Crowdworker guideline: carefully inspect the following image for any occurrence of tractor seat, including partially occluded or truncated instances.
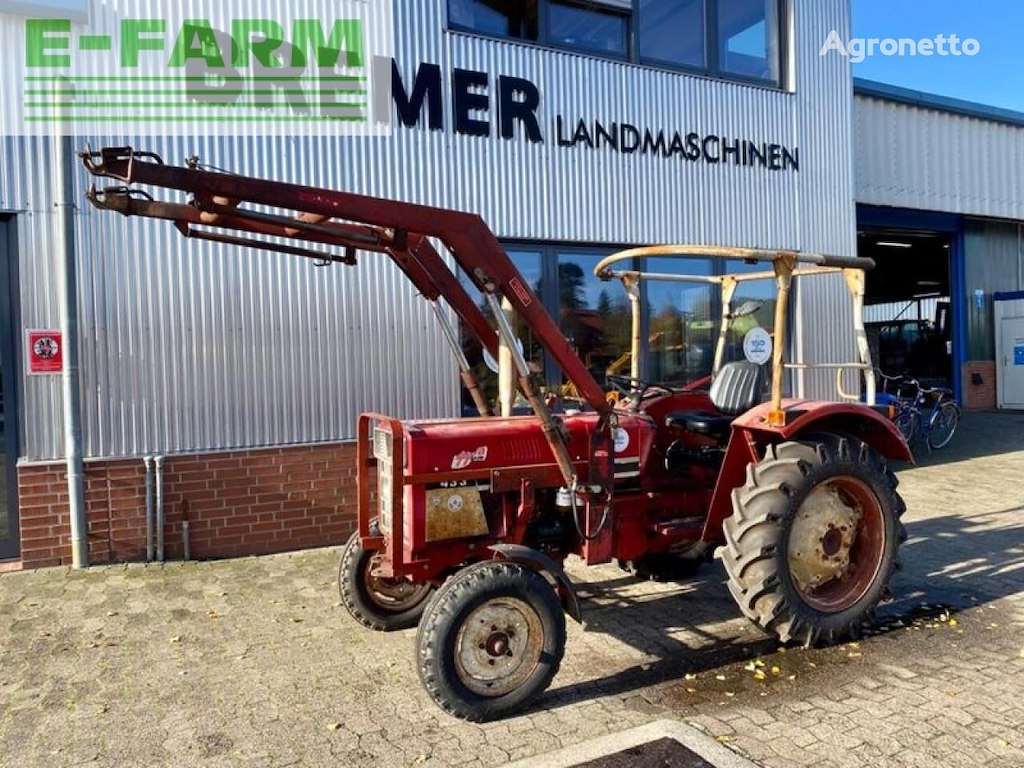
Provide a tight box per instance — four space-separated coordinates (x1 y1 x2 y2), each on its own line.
665 361 767 442
665 412 735 440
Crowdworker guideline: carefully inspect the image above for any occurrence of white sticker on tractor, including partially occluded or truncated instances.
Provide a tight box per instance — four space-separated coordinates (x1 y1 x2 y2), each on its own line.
447 495 464 512
743 327 773 366
451 446 489 470
613 428 630 453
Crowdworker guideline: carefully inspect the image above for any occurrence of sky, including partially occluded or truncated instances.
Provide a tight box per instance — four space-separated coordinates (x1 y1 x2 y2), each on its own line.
850 0 1024 112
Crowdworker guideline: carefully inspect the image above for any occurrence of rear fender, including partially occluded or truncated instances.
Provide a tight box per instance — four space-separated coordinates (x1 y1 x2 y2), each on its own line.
733 402 914 464
488 544 583 624
701 403 912 542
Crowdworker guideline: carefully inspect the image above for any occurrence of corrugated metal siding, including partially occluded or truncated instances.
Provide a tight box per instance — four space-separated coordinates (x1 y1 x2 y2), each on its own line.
2 0 858 459
0 137 67 461
855 95 1024 219
3 134 460 460
789 0 859 399
965 220 1023 360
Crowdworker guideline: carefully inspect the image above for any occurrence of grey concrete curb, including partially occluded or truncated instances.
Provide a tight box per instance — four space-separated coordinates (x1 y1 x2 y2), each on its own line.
505 719 763 768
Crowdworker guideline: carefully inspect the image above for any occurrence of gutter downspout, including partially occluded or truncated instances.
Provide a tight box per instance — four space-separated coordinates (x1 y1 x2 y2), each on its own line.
155 455 165 562
1018 224 1022 290
144 456 154 562
61 133 87 569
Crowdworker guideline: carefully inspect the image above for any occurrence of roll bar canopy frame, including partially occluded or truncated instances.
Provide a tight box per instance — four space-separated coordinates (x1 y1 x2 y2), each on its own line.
594 246 878 422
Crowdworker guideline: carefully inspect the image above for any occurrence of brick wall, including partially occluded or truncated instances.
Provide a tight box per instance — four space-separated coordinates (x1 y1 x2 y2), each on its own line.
16 443 362 570
963 361 997 411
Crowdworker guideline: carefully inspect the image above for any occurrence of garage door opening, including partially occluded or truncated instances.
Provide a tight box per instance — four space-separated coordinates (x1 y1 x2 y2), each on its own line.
859 229 954 390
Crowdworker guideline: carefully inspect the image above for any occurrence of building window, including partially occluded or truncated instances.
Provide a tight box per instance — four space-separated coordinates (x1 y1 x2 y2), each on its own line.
645 257 715 385
549 2 629 57
638 0 706 69
458 243 789 413
717 0 780 82
448 0 540 41
448 0 787 87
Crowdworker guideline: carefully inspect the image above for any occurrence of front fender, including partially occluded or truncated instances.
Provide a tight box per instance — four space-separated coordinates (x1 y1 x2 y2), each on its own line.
488 544 583 624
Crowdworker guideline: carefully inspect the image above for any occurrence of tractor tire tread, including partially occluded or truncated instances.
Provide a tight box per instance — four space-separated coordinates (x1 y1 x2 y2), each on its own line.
722 432 906 647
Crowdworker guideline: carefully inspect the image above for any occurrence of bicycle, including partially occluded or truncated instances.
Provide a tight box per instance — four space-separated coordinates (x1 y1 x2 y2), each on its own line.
874 371 961 450
874 371 922 445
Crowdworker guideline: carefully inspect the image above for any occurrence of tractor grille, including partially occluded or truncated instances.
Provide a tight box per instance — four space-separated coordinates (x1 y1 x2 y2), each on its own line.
372 427 392 462
373 427 394 532
378 459 393 532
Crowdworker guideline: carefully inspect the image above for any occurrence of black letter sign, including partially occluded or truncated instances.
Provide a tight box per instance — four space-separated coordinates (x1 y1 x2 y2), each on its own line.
391 61 443 130
453 68 490 137
498 75 543 143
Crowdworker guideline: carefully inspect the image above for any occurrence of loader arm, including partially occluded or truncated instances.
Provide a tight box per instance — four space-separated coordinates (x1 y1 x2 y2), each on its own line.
81 146 614 492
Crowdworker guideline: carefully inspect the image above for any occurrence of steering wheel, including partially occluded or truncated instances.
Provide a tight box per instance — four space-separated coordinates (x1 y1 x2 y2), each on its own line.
605 374 673 404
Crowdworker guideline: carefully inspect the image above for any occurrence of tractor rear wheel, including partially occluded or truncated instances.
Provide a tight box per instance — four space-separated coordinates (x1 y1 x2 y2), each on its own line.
338 522 435 631
722 433 906 646
416 561 566 721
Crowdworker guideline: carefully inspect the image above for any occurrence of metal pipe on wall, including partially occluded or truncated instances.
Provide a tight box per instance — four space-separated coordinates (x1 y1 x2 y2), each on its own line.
144 456 154 562
1017 224 1022 290
155 456 165 562
60 133 88 569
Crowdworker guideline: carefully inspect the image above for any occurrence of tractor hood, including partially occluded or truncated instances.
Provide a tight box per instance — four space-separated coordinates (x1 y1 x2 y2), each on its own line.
401 411 656 485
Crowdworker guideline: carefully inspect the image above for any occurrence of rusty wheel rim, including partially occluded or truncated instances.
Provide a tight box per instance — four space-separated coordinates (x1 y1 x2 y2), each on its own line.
787 476 885 613
454 598 543 698
363 568 432 613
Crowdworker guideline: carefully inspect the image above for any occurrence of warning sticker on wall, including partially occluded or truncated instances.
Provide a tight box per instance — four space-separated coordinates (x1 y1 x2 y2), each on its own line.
27 330 63 375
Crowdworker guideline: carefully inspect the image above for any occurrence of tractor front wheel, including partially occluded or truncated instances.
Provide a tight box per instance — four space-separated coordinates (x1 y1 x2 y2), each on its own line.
722 433 906 646
416 561 566 721
338 523 435 631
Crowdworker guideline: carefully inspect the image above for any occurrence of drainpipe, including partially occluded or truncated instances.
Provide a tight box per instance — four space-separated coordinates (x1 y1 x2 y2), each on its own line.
144 456 154 562
155 455 165 562
181 500 191 562
1018 225 1022 290
60 133 87 569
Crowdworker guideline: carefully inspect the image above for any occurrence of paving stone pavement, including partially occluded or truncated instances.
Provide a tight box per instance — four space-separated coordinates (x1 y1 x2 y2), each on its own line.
1 413 1023 768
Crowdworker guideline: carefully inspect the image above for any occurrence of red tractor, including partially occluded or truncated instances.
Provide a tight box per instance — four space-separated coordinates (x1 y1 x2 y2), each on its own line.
82 147 910 722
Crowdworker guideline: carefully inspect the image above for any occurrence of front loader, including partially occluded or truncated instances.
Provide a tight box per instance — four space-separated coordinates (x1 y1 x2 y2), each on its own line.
82 147 911 722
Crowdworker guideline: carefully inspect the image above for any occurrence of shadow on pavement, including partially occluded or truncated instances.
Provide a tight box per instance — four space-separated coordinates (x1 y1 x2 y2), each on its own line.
538 507 1024 713
882 508 1024 617
542 564 776 711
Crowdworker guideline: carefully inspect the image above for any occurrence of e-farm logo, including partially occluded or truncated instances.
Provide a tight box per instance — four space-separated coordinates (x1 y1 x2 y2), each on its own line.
9 0 394 135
